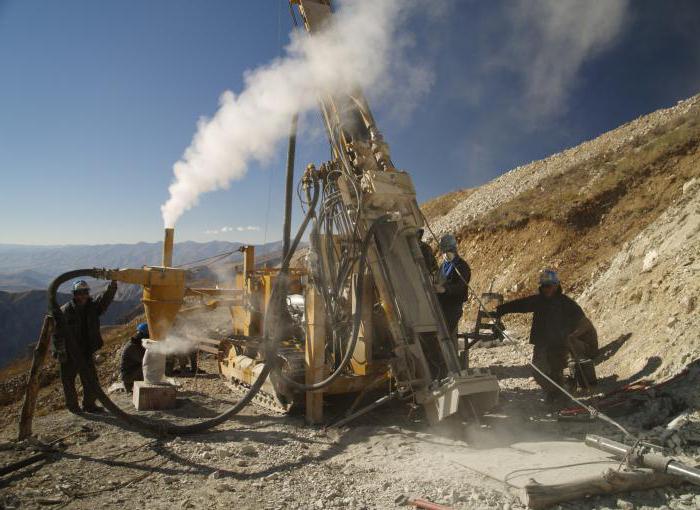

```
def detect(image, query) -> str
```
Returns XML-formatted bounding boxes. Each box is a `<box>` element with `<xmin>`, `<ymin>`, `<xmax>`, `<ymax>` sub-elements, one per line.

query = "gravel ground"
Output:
<box><xmin>1</xmin><ymin>352</ymin><xmax>699</xmax><ymax>510</ymax></box>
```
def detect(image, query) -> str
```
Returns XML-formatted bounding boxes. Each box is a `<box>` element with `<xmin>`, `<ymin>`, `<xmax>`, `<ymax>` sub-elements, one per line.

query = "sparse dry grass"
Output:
<box><xmin>421</xmin><ymin>188</ymin><xmax>475</xmax><ymax>221</ymax></box>
<box><xmin>470</xmin><ymin>109</ymin><xmax>700</xmax><ymax>233</ymax></box>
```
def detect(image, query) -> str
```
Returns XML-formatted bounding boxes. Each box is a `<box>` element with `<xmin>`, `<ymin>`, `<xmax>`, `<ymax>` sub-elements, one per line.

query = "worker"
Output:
<box><xmin>166</xmin><ymin>352</ymin><xmax>199</xmax><ymax>375</ymax></box>
<box><xmin>52</xmin><ymin>279</ymin><xmax>117</xmax><ymax>413</ymax></box>
<box><xmin>417</xmin><ymin>228</ymin><xmax>438</xmax><ymax>277</ymax></box>
<box><xmin>120</xmin><ymin>323</ymin><xmax>148</xmax><ymax>392</ymax></box>
<box><xmin>496</xmin><ymin>269</ymin><xmax>595</xmax><ymax>402</ymax></box>
<box><xmin>434</xmin><ymin>234</ymin><xmax>471</xmax><ymax>343</ymax></box>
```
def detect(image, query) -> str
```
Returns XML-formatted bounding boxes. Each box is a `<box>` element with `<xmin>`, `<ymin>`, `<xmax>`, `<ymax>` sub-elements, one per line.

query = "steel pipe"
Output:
<box><xmin>586</xmin><ymin>434</ymin><xmax>700</xmax><ymax>485</ymax></box>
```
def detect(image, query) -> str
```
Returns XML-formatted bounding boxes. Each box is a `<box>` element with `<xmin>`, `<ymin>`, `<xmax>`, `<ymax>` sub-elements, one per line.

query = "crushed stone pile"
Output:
<box><xmin>432</xmin><ymin>94</ymin><xmax>700</xmax><ymax>236</ymax></box>
<box><xmin>579</xmin><ymin>176</ymin><xmax>700</xmax><ymax>381</ymax></box>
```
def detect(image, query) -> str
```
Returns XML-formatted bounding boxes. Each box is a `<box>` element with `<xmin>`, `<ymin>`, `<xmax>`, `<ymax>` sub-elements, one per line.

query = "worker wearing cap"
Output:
<box><xmin>496</xmin><ymin>270</ymin><xmax>596</xmax><ymax>402</ymax></box>
<box><xmin>51</xmin><ymin>279</ymin><xmax>117</xmax><ymax>413</ymax></box>
<box><xmin>120</xmin><ymin>323</ymin><xmax>148</xmax><ymax>392</ymax></box>
<box><xmin>434</xmin><ymin>234</ymin><xmax>471</xmax><ymax>345</ymax></box>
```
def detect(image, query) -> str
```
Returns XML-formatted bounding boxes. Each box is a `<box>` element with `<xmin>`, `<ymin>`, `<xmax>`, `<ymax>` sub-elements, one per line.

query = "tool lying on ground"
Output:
<box><xmin>557</xmin><ymin>361</ymin><xmax>698</xmax><ymax>420</ymax></box>
<box><xmin>395</xmin><ymin>494</ymin><xmax>454</xmax><ymax>510</ymax></box>
<box><xmin>586</xmin><ymin>434</ymin><xmax>700</xmax><ymax>485</ymax></box>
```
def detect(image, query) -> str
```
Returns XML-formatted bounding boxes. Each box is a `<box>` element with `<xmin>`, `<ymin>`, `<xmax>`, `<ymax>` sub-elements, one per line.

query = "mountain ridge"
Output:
<box><xmin>0</xmin><ymin>239</ymin><xmax>283</xmax><ymax>292</ymax></box>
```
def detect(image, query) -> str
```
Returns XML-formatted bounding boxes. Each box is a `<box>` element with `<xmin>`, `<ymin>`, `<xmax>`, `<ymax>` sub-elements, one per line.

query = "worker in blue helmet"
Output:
<box><xmin>119</xmin><ymin>323</ymin><xmax>149</xmax><ymax>392</ymax></box>
<box><xmin>434</xmin><ymin>234</ymin><xmax>471</xmax><ymax>347</ymax></box>
<box><xmin>496</xmin><ymin>269</ymin><xmax>597</xmax><ymax>403</ymax></box>
<box><xmin>51</xmin><ymin>279</ymin><xmax>118</xmax><ymax>413</ymax></box>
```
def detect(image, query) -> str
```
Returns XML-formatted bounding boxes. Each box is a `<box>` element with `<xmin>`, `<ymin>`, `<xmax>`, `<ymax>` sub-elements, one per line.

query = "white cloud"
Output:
<box><xmin>204</xmin><ymin>225</ymin><xmax>259</xmax><ymax>235</ymax></box>
<box><xmin>496</xmin><ymin>0</ymin><xmax>630</xmax><ymax>120</ymax></box>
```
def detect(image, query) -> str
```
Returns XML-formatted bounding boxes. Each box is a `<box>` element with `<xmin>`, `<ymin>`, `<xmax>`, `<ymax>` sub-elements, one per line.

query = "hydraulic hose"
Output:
<box><xmin>47</xmin><ymin>178</ymin><xmax>319</xmax><ymax>436</ymax></box>
<box><xmin>277</xmin><ymin>214</ymin><xmax>390</xmax><ymax>391</ymax></box>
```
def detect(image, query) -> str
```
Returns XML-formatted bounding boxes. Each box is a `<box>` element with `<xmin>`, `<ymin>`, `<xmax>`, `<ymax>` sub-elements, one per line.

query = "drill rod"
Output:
<box><xmin>585</xmin><ymin>434</ymin><xmax>700</xmax><ymax>485</ymax></box>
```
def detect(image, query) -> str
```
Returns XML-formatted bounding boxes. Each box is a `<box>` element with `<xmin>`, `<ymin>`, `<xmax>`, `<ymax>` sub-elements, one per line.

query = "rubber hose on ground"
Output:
<box><xmin>48</xmin><ymin>179</ymin><xmax>319</xmax><ymax>436</ymax></box>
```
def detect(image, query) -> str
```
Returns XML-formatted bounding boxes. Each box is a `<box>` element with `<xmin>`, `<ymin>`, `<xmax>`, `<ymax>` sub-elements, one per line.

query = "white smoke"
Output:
<box><xmin>145</xmin><ymin>335</ymin><xmax>197</xmax><ymax>356</ymax></box>
<box><xmin>500</xmin><ymin>0</ymin><xmax>629</xmax><ymax>120</ymax></box>
<box><xmin>161</xmin><ymin>0</ymin><xmax>428</xmax><ymax>227</ymax></box>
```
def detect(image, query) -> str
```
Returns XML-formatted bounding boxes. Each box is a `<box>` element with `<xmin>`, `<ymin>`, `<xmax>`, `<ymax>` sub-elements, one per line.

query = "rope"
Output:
<box><xmin>419</xmin><ymin>209</ymin><xmax>636</xmax><ymax>440</ymax></box>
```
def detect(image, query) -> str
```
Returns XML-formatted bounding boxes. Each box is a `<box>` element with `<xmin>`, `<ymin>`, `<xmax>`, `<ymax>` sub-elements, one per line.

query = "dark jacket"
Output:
<box><xmin>419</xmin><ymin>241</ymin><xmax>438</xmax><ymax>276</ymax></box>
<box><xmin>437</xmin><ymin>255</ymin><xmax>471</xmax><ymax>311</ymax></box>
<box><xmin>120</xmin><ymin>333</ymin><xmax>146</xmax><ymax>388</ymax></box>
<box><xmin>52</xmin><ymin>282</ymin><xmax>117</xmax><ymax>358</ymax></box>
<box><xmin>496</xmin><ymin>286</ymin><xmax>585</xmax><ymax>350</ymax></box>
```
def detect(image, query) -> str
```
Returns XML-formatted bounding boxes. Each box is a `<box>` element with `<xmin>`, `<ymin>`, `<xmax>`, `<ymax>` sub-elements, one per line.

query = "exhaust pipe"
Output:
<box><xmin>163</xmin><ymin>228</ymin><xmax>174</xmax><ymax>267</ymax></box>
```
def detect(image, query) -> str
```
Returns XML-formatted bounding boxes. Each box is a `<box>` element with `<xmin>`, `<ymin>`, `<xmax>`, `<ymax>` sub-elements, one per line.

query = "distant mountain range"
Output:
<box><xmin>0</xmin><ymin>239</ymin><xmax>285</xmax><ymax>367</ymax></box>
<box><xmin>0</xmin><ymin>240</ymin><xmax>283</xmax><ymax>294</ymax></box>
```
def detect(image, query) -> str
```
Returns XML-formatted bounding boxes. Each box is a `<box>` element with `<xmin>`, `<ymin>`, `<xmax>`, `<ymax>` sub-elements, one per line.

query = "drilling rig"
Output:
<box><xmin>40</xmin><ymin>0</ymin><xmax>500</xmax><ymax>431</ymax></box>
<box><xmin>217</xmin><ymin>0</ymin><xmax>500</xmax><ymax>424</ymax></box>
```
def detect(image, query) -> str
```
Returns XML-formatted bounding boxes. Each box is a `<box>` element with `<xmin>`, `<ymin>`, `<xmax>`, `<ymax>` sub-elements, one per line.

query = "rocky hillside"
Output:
<box><xmin>424</xmin><ymin>93</ymin><xmax>700</xmax><ymax>381</ymax></box>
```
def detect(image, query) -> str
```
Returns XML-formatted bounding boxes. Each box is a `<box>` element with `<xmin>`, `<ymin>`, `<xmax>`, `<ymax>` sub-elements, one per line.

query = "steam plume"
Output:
<box><xmin>161</xmin><ymin>0</ymin><xmax>424</xmax><ymax>227</ymax></box>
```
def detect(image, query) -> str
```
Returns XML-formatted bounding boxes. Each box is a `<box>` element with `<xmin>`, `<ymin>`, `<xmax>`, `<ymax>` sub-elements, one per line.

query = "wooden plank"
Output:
<box><xmin>525</xmin><ymin>468</ymin><xmax>679</xmax><ymax>509</ymax></box>
<box><xmin>17</xmin><ymin>316</ymin><xmax>55</xmax><ymax>440</ymax></box>
<box><xmin>350</xmin><ymin>272</ymin><xmax>374</xmax><ymax>375</ymax></box>
<box><xmin>305</xmin><ymin>286</ymin><xmax>325</xmax><ymax>424</ymax></box>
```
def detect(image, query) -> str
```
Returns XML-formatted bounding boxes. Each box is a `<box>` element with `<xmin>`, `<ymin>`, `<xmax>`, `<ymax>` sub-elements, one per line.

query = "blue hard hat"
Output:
<box><xmin>539</xmin><ymin>269</ymin><xmax>560</xmax><ymax>286</ymax></box>
<box><xmin>136</xmin><ymin>322</ymin><xmax>149</xmax><ymax>336</ymax></box>
<box><xmin>72</xmin><ymin>280</ymin><xmax>90</xmax><ymax>293</ymax></box>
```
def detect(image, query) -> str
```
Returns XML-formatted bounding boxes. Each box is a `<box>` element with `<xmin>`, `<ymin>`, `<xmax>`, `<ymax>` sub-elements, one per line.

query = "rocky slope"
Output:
<box><xmin>425</xmin><ymin>93</ymin><xmax>700</xmax><ymax>383</ymax></box>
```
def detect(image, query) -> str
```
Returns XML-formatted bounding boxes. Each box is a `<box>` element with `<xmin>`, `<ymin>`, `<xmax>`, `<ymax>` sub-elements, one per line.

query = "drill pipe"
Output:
<box><xmin>585</xmin><ymin>434</ymin><xmax>700</xmax><ymax>485</ymax></box>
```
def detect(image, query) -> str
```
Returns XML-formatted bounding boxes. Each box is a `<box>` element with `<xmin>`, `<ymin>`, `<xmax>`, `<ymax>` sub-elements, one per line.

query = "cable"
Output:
<box><xmin>275</xmin><ymin>214</ymin><xmax>390</xmax><ymax>391</ymax></box>
<box><xmin>418</xmin><ymin>210</ymin><xmax>636</xmax><ymax>439</ymax></box>
<box><xmin>47</xmin><ymin>178</ymin><xmax>320</xmax><ymax>436</ymax></box>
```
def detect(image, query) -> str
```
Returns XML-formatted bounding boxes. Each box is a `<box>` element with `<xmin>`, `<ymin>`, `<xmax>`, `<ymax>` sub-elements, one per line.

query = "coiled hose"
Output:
<box><xmin>48</xmin><ymin>179</ymin><xmax>319</xmax><ymax>436</ymax></box>
<box><xmin>277</xmin><ymin>214</ymin><xmax>390</xmax><ymax>391</ymax></box>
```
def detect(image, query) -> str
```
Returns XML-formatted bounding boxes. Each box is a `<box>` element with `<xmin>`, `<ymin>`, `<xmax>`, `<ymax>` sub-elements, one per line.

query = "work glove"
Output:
<box><xmin>434</xmin><ymin>283</ymin><xmax>446</xmax><ymax>294</ymax></box>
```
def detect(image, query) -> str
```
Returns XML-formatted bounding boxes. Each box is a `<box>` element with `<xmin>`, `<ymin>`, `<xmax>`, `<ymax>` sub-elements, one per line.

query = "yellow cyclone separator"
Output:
<box><xmin>105</xmin><ymin>228</ymin><xmax>186</xmax><ymax>341</ymax></box>
<box><xmin>142</xmin><ymin>267</ymin><xmax>186</xmax><ymax>341</ymax></box>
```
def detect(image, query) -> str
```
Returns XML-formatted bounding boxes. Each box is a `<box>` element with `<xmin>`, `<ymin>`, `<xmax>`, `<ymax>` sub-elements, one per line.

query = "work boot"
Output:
<box><xmin>66</xmin><ymin>405</ymin><xmax>82</xmax><ymax>415</ymax></box>
<box><xmin>82</xmin><ymin>404</ymin><xmax>104</xmax><ymax>414</ymax></box>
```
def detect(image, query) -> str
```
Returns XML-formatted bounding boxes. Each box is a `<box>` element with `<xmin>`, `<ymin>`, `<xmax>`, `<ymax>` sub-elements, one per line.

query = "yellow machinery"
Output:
<box><xmin>88</xmin><ymin>0</ymin><xmax>500</xmax><ymax>426</ymax></box>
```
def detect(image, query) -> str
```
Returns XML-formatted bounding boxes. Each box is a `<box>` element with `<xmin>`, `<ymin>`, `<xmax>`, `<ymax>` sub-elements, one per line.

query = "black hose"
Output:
<box><xmin>282</xmin><ymin>113</ymin><xmax>298</xmax><ymax>259</ymax></box>
<box><xmin>48</xmin><ymin>178</ymin><xmax>320</xmax><ymax>436</ymax></box>
<box><xmin>277</xmin><ymin>214</ymin><xmax>389</xmax><ymax>391</ymax></box>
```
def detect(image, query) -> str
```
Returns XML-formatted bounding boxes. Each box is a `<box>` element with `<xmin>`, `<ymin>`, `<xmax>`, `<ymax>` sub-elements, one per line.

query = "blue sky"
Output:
<box><xmin>1</xmin><ymin>0</ymin><xmax>698</xmax><ymax>245</ymax></box>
